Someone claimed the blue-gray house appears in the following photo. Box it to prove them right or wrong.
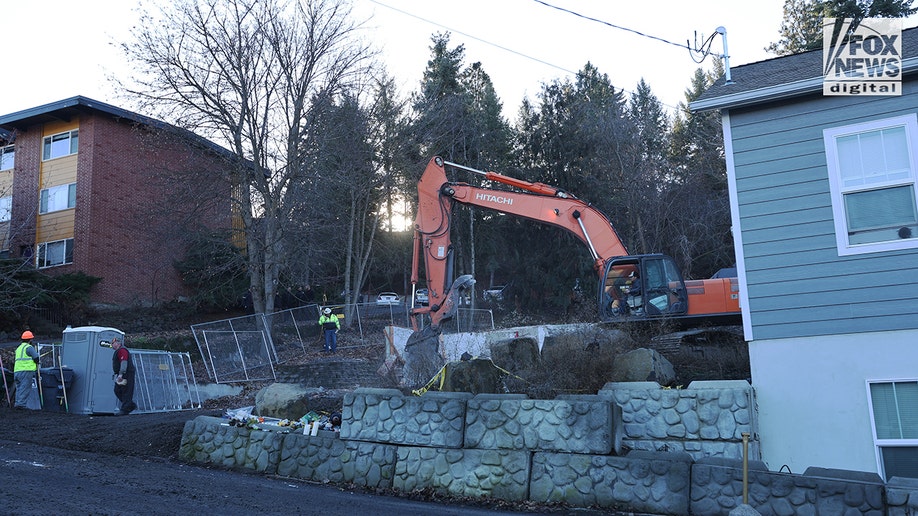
[692,26,918,480]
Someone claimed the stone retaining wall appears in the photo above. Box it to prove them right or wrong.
[600,380,757,461]
[179,382,912,514]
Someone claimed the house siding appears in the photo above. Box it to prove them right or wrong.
[728,82,918,341]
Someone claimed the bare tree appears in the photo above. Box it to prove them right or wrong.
[119,0,373,314]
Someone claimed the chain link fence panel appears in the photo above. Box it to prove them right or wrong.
[191,303,494,384]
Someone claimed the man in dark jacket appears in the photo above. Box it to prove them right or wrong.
[111,337,137,415]
[13,331,40,410]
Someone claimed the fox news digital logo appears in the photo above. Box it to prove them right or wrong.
[823,18,901,96]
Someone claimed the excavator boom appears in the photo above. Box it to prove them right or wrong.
[410,156,628,330]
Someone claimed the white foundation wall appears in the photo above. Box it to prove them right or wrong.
[749,329,918,477]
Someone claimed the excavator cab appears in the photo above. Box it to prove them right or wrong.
[600,254,688,321]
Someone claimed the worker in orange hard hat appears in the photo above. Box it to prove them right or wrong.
[13,330,40,410]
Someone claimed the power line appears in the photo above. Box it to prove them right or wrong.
[532,0,691,53]
[368,0,579,77]
[367,0,700,110]
[532,0,727,60]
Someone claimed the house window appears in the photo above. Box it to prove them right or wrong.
[824,115,918,255]
[42,130,79,161]
[868,380,918,480]
[0,145,13,171]
[39,183,76,214]
[0,196,10,223]
[36,238,73,268]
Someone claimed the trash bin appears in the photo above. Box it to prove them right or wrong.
[39,367,75,412]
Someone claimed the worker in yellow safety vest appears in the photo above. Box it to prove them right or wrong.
[318,307,340,353]
[13,331,40,410]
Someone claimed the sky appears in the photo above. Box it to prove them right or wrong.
[2,1,917,119]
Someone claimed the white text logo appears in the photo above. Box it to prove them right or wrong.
[824,18,901,96]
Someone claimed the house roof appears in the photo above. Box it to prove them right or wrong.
[0,95,235,160]
[691,25,918,112]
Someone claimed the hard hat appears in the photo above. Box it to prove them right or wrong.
[323,308,331,315]
[21,331,34,340]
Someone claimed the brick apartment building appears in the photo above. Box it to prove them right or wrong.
[0,96,237,307]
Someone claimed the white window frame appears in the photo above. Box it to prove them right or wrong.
[36,238,73,268]
[866,378,918,481]
[0,145,13,171]
[39,183,76,214]
[42,130,79,161]
[0,196,10,223]
[823,114,918,255]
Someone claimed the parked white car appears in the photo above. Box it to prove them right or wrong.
[415,288,429,305]
[376,292,400,305]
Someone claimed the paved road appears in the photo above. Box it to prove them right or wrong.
[0,440,560,516]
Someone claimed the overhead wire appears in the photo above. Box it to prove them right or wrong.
[367,0,725,110]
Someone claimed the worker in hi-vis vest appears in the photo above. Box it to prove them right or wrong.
[318,307,340,353]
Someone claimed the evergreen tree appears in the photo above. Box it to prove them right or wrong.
[767,0,916,55]
[668,63,734,278]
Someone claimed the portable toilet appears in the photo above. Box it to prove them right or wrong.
[60,325,201,414]
[60,326,125,414]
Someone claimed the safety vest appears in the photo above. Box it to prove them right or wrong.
[14,342,37,372]
[319,315,339,331]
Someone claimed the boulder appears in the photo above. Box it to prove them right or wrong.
[441,358,505,394]
[540,324,632,363]
[490,337,540,372]
[610,348,675,386]
[255,383,325,419]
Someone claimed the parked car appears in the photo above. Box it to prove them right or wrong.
[376,292,400,305]
[415,288,429,305]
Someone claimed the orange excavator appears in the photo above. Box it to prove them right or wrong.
[408,156,741,336]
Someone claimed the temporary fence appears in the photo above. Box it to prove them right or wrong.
[37,338,200,414]
[131,349,201,412]
[191,302,495,384]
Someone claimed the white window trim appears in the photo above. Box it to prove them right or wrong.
[866,378,918,482]
[36,238,74,268]
[0,196,10,223]
[823,114,918,255]
[0,145,13,171]
[39,183,76,214]
[42,130,78,161]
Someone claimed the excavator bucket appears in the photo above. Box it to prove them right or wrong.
[436,274,475,323]
[403,274,475,389]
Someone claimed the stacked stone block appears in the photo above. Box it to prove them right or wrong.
[465,394,615,454]
[529,450,692,516]
[887,476,918,516]
[179,416,284,474]
[691,459,885,515]
[277,433,396,488]
[393,447,531,501]
[179,382,906,514]
[341,388,471,447]
[600,380,757,460]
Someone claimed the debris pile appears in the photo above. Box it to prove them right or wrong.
[223,405,342,434]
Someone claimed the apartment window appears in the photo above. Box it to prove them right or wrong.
[0,145,13,171]
[868,380,918,480]
[0,196,10,223]
[36,238,73,268]
[42,130,79,161]
[39,183,76,214]
[824,114,918,255]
